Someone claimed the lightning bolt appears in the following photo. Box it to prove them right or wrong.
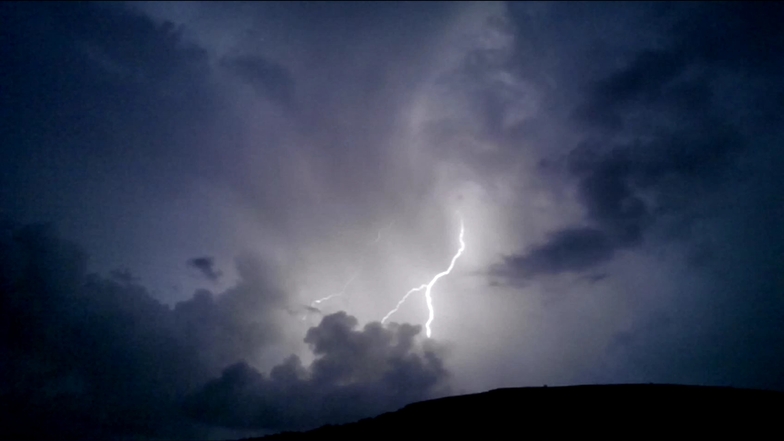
[381,284,428,324]
[382,218,466,338]
[310,273,359,307]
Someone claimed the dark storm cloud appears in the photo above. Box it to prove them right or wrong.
[0,223,449,438]
[0,223,193,439]
[496,2,783,281]
[489,2,784,392]
[499,227,614,278]
[592,139,784,391]
[1,2,212,153]
[0,224,287,438]
[185,312,450,431]
[676,2,784,73]
[574,49,687,130]
[188,256,223,281]
[0,1,219,256]
[577,3,784,130]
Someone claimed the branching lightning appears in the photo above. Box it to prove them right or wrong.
[382,219,466,338]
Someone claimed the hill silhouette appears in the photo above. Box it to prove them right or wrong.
[252,384,783,440]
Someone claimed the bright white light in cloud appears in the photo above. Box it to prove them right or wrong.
[383,218,466,338]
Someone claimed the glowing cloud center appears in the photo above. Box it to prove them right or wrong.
[382,219,466,338]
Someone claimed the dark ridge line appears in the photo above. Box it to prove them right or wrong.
[238,383,784,440]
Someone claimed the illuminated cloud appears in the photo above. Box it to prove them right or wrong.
[2,2,784,439]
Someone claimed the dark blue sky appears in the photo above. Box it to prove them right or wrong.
[1,2,783,439]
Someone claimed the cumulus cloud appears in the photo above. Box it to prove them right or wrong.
[185,312,450,431]
[0,224,285,438]
[0,224,189,439]
[0,223,450,438]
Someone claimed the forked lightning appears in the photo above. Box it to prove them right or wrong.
[382,219,466,338]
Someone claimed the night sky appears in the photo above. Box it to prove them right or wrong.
[2,2,783,439]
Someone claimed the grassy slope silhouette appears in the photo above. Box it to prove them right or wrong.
[251,384,783,440]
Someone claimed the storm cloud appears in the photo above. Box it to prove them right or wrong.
[185,312,449,431]
[0,223,285,438]
[0,223,448,438]
[2,2,784,439]
[497,2,783,280]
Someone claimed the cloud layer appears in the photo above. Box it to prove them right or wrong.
[0,224,448,438]
[2,2,784,439]
[186,312,449,431]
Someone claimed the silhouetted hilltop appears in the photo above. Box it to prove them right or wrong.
[253,384,784,440]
